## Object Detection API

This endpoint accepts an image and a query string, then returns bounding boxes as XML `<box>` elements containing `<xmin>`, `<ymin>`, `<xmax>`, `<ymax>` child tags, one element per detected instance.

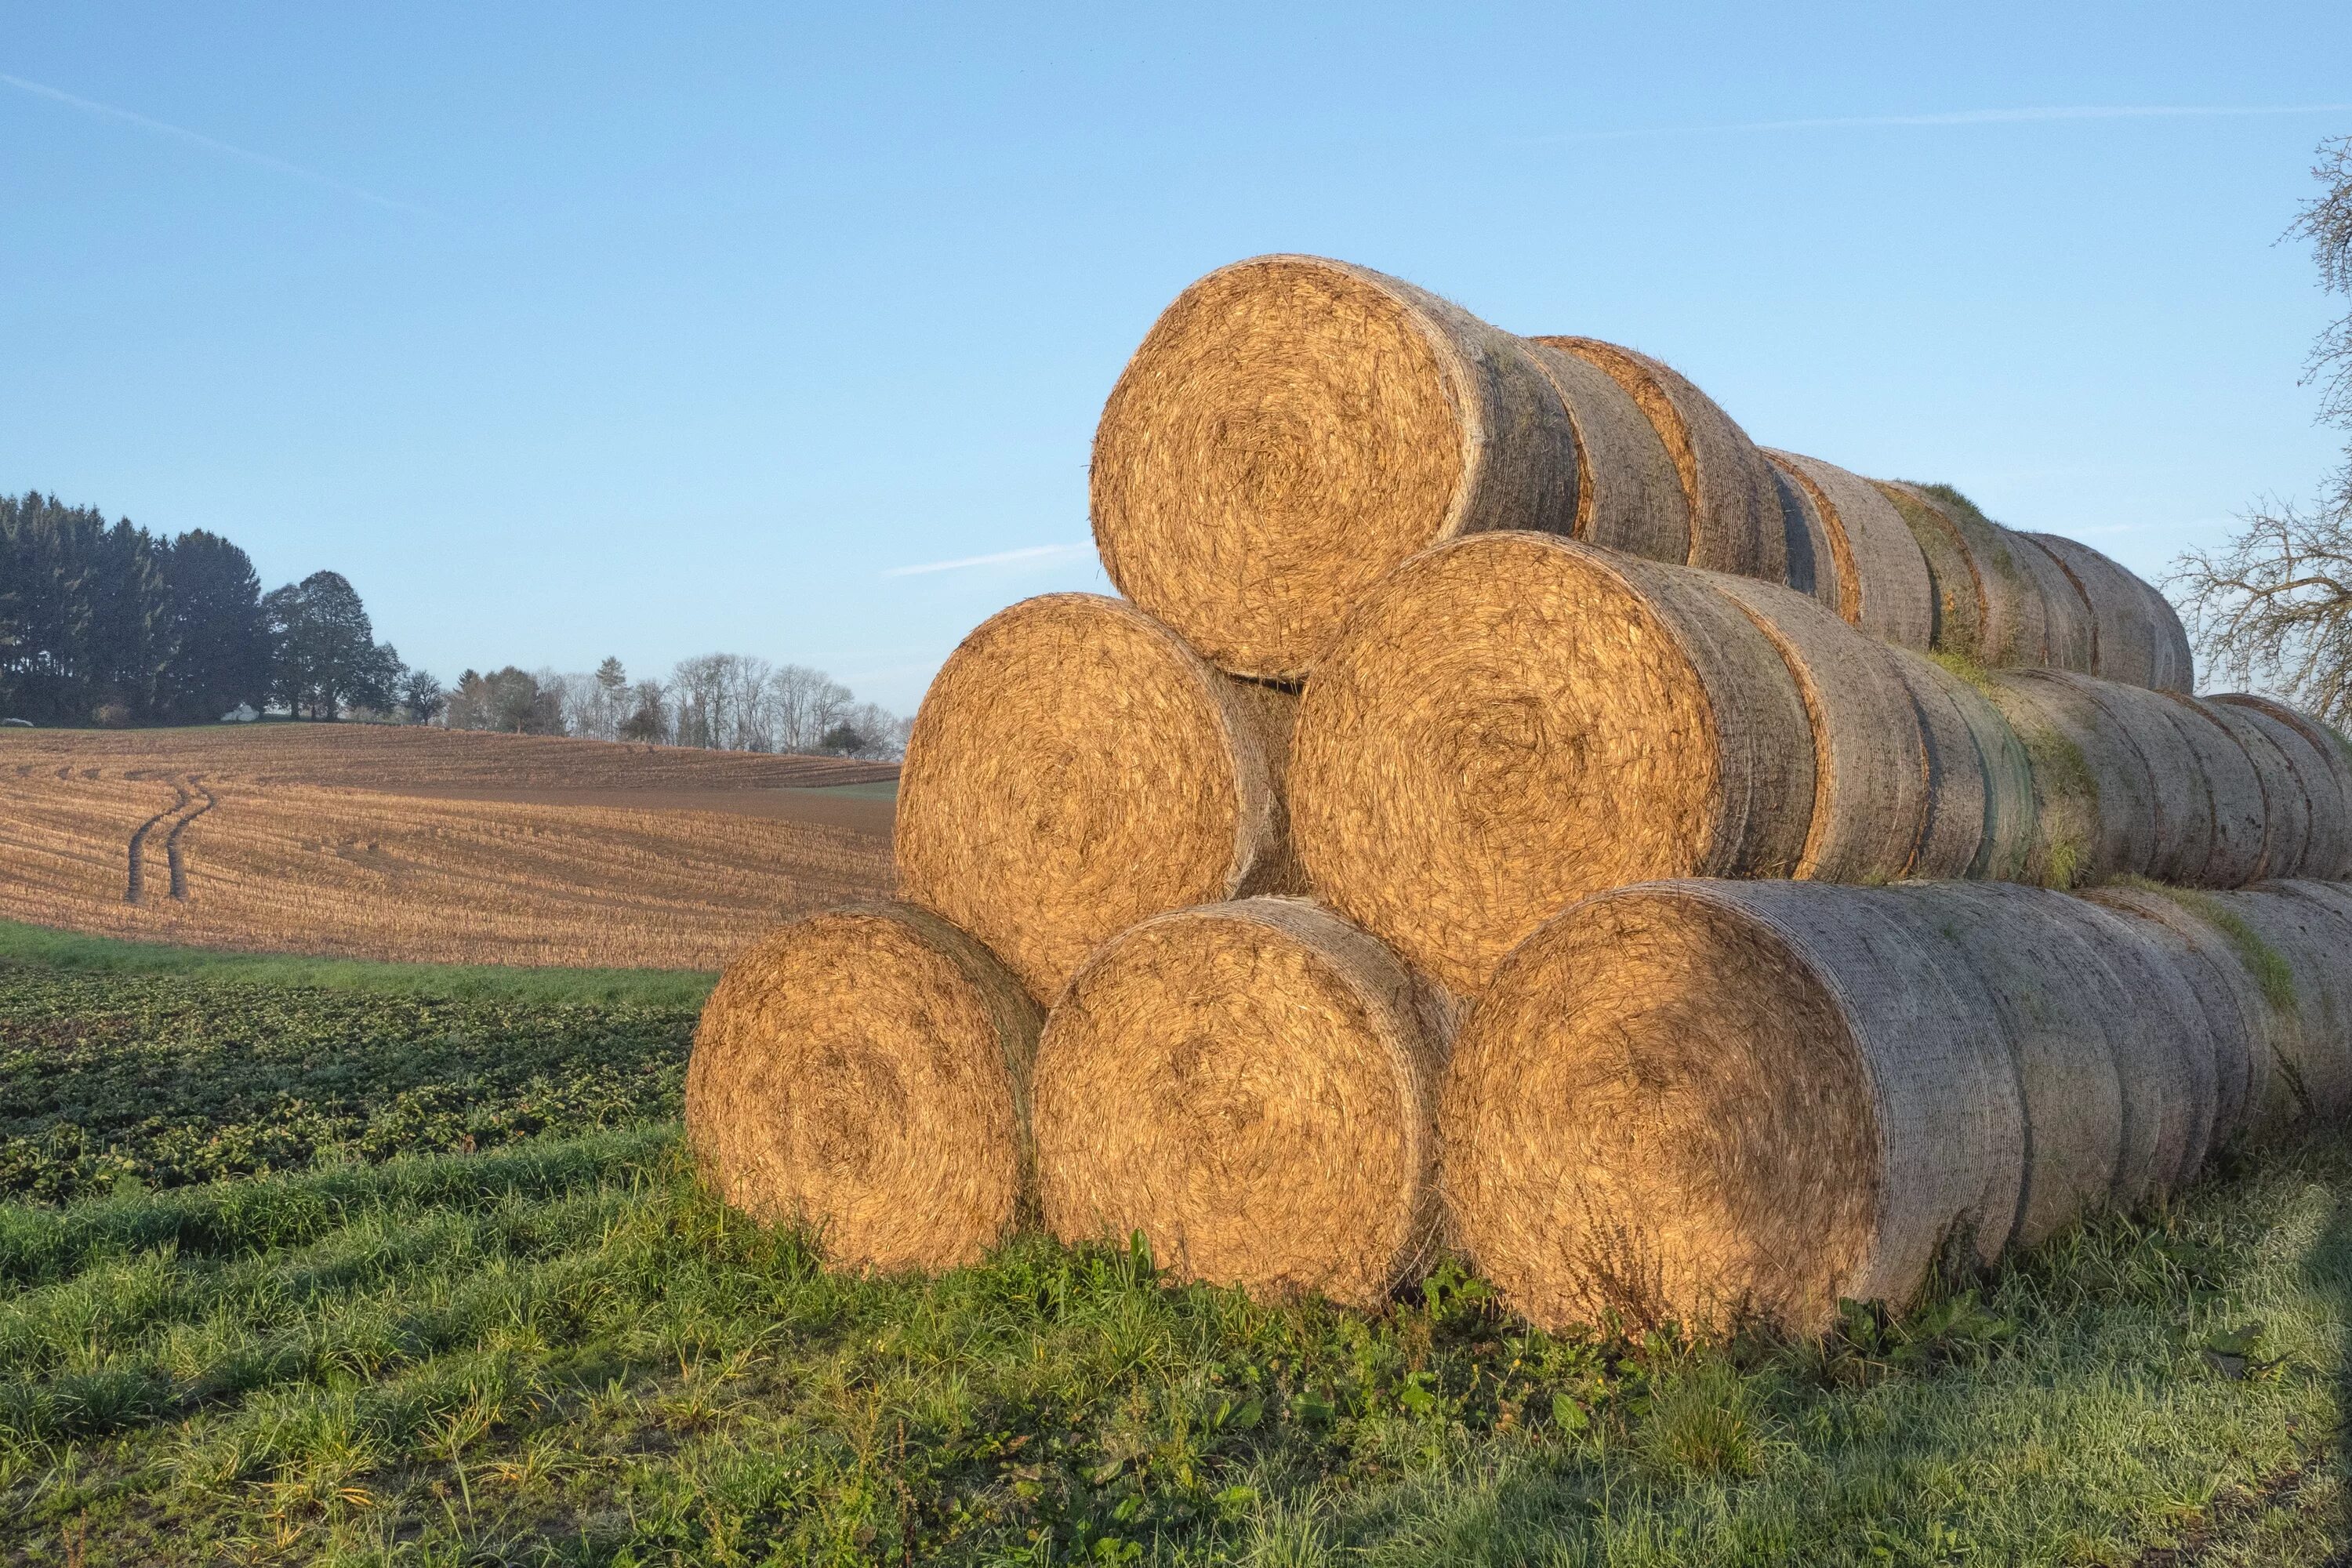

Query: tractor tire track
<box><xmin>165</xmin><ymin>779</ymin><xmax>217</xmax><ymax>899</ymax></box>
<box><xmin>125</xmin><ymin>779</ymin><xmax>191</xmax><ymax>905</ymax></box>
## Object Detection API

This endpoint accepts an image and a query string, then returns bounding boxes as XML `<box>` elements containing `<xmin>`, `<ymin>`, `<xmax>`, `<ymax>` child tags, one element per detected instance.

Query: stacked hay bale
<box><xmin>684</xmin><ymin>252</ymin><xmax>2352</xmax><ymax>1337</ymax></box>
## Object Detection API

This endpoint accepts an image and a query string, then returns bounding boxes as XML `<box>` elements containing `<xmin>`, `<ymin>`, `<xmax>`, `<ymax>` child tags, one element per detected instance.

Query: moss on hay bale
<box><xmin>1984</xmin><ymin>670</ymin><xmax>2149</xmax><ymax>887</ymax></box>
<box><xmin>1089</xmin><ymin>255</ymin><xmax>1581</xmax><ymax>678</ymax></box>
<box><xmin>1893</xmin><ymin>483</ymin><xmax>2052</xmax><ymax>668</ymax></box>
<box><xmin>1288</xmin><ymin>533</ymin><xmax>1816</xmax><ymax>995</ymax></box>
<box><xmin>1886</xmin><ymin>652</ymin><xmax>1994</xmax><ymax>880</ymax></box>
<box><xmin>1441</xmin><ymin>880</ymin><xmax>2025</xmax><ymax>1337</ymax></box>
<box><xmin>1763</xmin><ymin>451</ymin><xmax>1935</xmax><ymax>649</ymax></box>
<box><xmin>895</xmin><ymin>593</ymin><xmax>1300</xmax><ymax>1003</ymax></box>
<box><xmin>1032</xmin><ymin>898</ymin><xmax>1448</xmax><ymax>1308</ymax></box>
<box><xmin>684</xmin><ymin>903</ymin><xmax>1042</xmax><ymax>1272</ymax></box>
<box><xmin>1537</xmin><ymin>337</ymin><xmax>1785</xmax><ymax>581</ymax></box>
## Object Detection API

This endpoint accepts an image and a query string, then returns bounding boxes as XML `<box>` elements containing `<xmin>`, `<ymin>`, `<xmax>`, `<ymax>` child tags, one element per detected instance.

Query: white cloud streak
<box><xmin>883</xmin><ymin>543</ymin><xmax>1093</xmax><ymax>578</ymax></box>
<box><xmin>0</xmin><ymin>71</ymin><xmax>428</xmax><ymax>214</ymax></box>
<box><xmin>1544</xmin><ymin>103</ymin><xmax>2352</xmax><ymax>145</ymax></box>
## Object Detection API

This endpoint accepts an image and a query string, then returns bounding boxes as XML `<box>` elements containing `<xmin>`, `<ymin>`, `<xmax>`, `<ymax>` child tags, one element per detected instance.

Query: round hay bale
<box><xmin>685</xmin><ymin>903</ymin><xmax>1044</xmax><ymax>1272</ymax></box>
<box><xmin>2085</xmin><ymin>884</ymin><xmax>2272</xmax><ymax>1151</ymax></box>
<box><xmin>2212</xmin><ymin>695</ymin><xmax>2352</xmax><ymax>879</ymax></box>
<box><xmin>2190</xmin><ymin>887</ymin><xmax>2352</xmax><ymax>1122</ymax></box>
<box><xmin>2044</xmin><ymin>896</ymin><xmax>2217</xmax><ymax>1199</ymax></box>
<box><xmin>1984</xmin><ymin>670</ymin><xmax>2158</xmax><ymax>887</ymax></box>
<box><xmin>1882</xmin><ymin>883</ymin><xmax>2122</xmax><ymax>1251</ymax></box>
<box><xmin>1886</xmin><ymin>485</ymin><xmax>2052</xmax><ymax>667</ymax></box>
<box><xmin>1876</xmin><ymin>481</ymin><xmax>1987</xmax><ymax>662</ymax></box>
<box><xmin>1769</xmin><ymin>456</ymin><xmax>1839</xmax><ymax>609</ymax></box>
<box><xmin>1442</xmin><ymin>880</ymin><xmax>2024</xmax><ymax>1336</ymax></box>
<box><xmin>2075</xmin><ymin>681</ymin><xmax>2213</xmax><ymax>887</ymax></box>
<box><xmin>2007</xmin><ymin>533</ymin><xmax>2097</xmax><ymax>673</ymax></box>
<box><xmin>1289</xmin><ymin>533</ymin><xmax>1815</xmax><ymax>995</ymax></box>
<box><xmin>1711</xmin><ymin>575</ymin><xmax>1931</xmax><ymax>883</ymax></box>
<box><xmin>1886</xmin><ymin>651</ymin><xmax>2040</xmax><ymax>881</ymax></box>
<box><xmin>2201</xmin><ymin>698</ymin><xmax>2312</xmax><ymax>881</ymax></box>
<box><xmin>2025</xmin><ymin>533</ymin><xmax>2190</xmax><ymax>692</ymax></box>
<box><xmin>895</xmin><ymin>593</ymin><xmax>1300</xmax><ymax>1003</ymax></box>
<box><xmin>1091</xmin><ymin>256</ymin><xmax>1580</xmax><ymax>678</ymax></box>
<box><xmin>1537</xmin><ymin>337</ymin><xmax>1785</xmax><ymax>581</ymax></box>
<box><xmin>1520</xmin><ymin>339</ymin><xmax>1692</xmax><ymax>565</ymax></box>
<box><xmin>2162</xmin><ymin>696</ymin><xmax>2273</xmax><ymax>887</ymax></box>
<box><xmin>1033</xmin><ymin>898</ymin><xmax>1447</xmax><ymax>1308</ymax></box>
<box><xmin>1764</xmin><ymin>451</ymin><xmax>1935</xmax><ymax>649</ymax></box>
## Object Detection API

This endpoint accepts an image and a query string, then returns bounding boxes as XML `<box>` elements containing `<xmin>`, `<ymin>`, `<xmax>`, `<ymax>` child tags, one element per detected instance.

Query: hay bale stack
<box><xmin>1288</xmin><ymin>532</ymin><xmax>1817</xmax><ymax>994</ymax></box>
<box><xmin>1033</xmin><ymin>898</ymin><xmax>1448</xmax><ymax>1308</ymax></box>
<box><xmin>1767</xmin><ymin>461</ymin><xmax>1841</xmax><ymax>610</ymax></box>
<box><xmin>1537</xmin><ymin>337</ymin><xmax>1786</xmax><ymax>581</ymax></box>
<box><xmin>1090</xmin><ymin>255</ymin><xmax>1580</xmax><ymax>678</ymax></box>
<box><xmin>2201</xmin><ymin>699</ymin><xmax>2314</xmax><ymax>880</ymax></box>
<box><xmin>2085</xmin><ymin>884</ymin><xmax>2276</xmax><ymax>1147</ymax></box>
<box><xmin>1710</xmin><ymin>576</ymin><xmax>1932</xmax><ymax>882</ymax></box>
<box><xmin>1763</xmin><ymin>451</ymin><xmax>1936</xmax><ymax>649</ymax></box>
<box><xmin>1441</xmin><ymin>880</ymin><xmax>2025</xmax><ymax>1336</ymax></box>
<box><xmin>895</xmin><ymin>593</ymin><xmax>1301</xmax><ymax>1003</ymax></box>
<box><xmin>2180</xmin><ymin>887</ymin><xmax>2352</xmax><ymax>1120</ymax></box>
<box><xmin>1883</xmin><ymin>484</ymin><xmax>2054</xmax><ymax>668</ymax></box>
<box><xmin>1885</xmin><ymin>652</ymin><xmax>2038</xmax><ymax>880</ymax></box>
<box><xmin>2080</xmin><ymin>680</ymin><xmax>2215</xmax><ymax>887</ymax></box>
<box><xmin>2212</xmin><ymin>695</ymin><xmax>2352</xmax><ymax>879</ymax></box>
<box><xmin>1982</xmin><ymin>670</ymin><xmax>2158</xmax><ymax>886</ymax></box>
<box><xmin>685</xmin><ymin>903</ymin><xmax>1043</xmax><ymax>1272</ymax></box>
<box><xmin>2026</xmin><ymin>532</ymin><xmax>2194</xmax><ymax>693</ymax></box>
<box><xmin>2160</xmin><ymin>695</ymin><xmax>2274</xmax><ymax>887</ymax></box>
<box><xmin>1519</xmin><ymin>339</ymin><xmax>1693</xmax><ymax>565</ymax></box>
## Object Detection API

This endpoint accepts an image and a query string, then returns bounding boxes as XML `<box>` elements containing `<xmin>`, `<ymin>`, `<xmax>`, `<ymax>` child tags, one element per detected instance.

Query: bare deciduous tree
<box><xmin>2175</xmin><ymin>136</ymin><xmax>2352</xmax><ymax>722</ymax></box>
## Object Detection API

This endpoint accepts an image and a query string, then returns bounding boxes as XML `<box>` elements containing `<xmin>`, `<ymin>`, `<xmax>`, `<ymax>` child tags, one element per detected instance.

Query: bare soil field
<box><xmin>0</xmin><ymin>724</ymin><xmax>897</xmax><ymax>968</ymax></box>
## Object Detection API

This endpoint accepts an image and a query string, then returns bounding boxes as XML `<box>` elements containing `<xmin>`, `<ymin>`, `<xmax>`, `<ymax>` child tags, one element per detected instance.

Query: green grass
<box><xmin>0</xmin><ymin>918</ymin><xmax>716</xmax><ymax>1007</ymax></box>
<box><xmin>2</xmin><ymin>953</ymin><xmax>2350</xmax><ymax>1562</ymax></box>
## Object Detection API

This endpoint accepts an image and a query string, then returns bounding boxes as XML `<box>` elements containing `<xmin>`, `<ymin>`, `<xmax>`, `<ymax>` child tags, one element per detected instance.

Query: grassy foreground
<box><xmin>0</xmin><ymin>954</ymin><xmax>2348</xmax><ymax>1562</ymax></box>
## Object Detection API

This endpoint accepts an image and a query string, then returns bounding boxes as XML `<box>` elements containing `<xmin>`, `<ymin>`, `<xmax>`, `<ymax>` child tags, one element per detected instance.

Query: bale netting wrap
<box><xmin>1876</xmin><ymin>884</ymin><xmax>2122</xmax><ymax>1250</ymax></box>
<box><xmin>2085</xmin><ymin>884</ymin><xmax>2274</xmax><ymax>1149</ymax></box>
<box><xmin>895</xmin><ymin>593</ymin><xmax>1300</xmax><ymax>1003</ymax></box>
<box><xmin>1441</xmin><ymin>880</ymin><xmax>2024</xmax><ymax>1337</ymax></box>
<box><xmin>1768</xmin><ymin>461</ymin><xmax>1841</xmax><ymax>611</ymax></box>
<box><xmin>1876</xmin><ymin>481</ymin><xmax>1987</xmax><ymax>662</ymax></box>
<box><xmin>1885</xmin><ymin>651</ymin><xmax>2034</xmax><ymax>881</ymax></box>
<box><xmin>2025</xmin><ymin>532</ymin><xmax>2191</xmax><ymax>692</ymax></box>
<box><xmin>1033</xmin><ymin>898</ymin><xmax>1449</xmax><ymax>1308</ymax></box>
<box><xmin>2161</xmin><ymin>696</ymin><xmax>2274</xmax><ymax>887</ymax></box>
<box><xmin>1984</xmin><ymin>669</ymin><xmax>2157</xmax><ymax>887</ymax></box>
<box><xmin>1887</xmin><ymin>485</ymin><xmax>2057</xmax><ymax>668</ymax></box>
<box><xmin>1710</xmin><ymin>575</ymin><xmax>1930</xmax><ymax>883</ymax></box>
<box><xmin>1289</xmin><ymin>532</ymin><xmax>1815</xmax><ymax>996</ymax></box>
<box><xmin>1091</xmin><ymin>255</ymin><xmax>1580</xmax><ymax>678</ymax></box>
<box><xmin>2201</xmin><ymin>698</ymin><xmax>2314</xmax><ymax>880</ymax></box>
<box><xmin>2075</xmin><ymin>681</ymin><xmax>2213</xmax><ymax>887</ymax></box>
<box><xmin>2212</xmin><ymin>695</ymin><xmax>2352</xmax><ymax>880</ymax></box>
<box><xmin>684</xmin><ymin>904</ymin><xmax>1044</xmax><ymax>1272</ymax></box>
<box><xmin>1520</xmin><ymin>339</ymin><xmax>1691</xmax><ymax>565</ymax></box>
<box><xmin>1763</xmin><ymin>450</ymin><xmax>1934</xmax><ymax>649</ymax></box>
<box><xmin>1537</xmin><ymin>336</ymin><xmax>1785</xmax><ymax>582</ymax></box>
<box><xmin>2182</xmin><ymin>887</ymin><xmax>2352</xmax><ymax>1122</ymax></box>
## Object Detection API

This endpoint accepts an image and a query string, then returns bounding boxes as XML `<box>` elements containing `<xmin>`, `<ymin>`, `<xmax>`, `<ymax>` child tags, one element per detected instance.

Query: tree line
<box><xmin>0</xmin><ymin>492</ymin><xmax>412</xmax><ymax>727</ymax></box>
<box><xmin>439</xmin><ymin>655</ymin><xmax>909</xmax><ymax>759</ymax></box>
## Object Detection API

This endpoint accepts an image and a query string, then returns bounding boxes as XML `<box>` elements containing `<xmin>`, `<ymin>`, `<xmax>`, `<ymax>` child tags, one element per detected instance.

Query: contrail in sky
<box><xmin>1544</xmin><ymin>103</ymin><xmax>2352</xmax><ymax>143</ymax></box>
<box><xmin>1</xmin><ymin>71</ymin><xmax>427</xmax><ymax>214</ymax></box>
<box><xmin>884</xmin><ymin>543</ymin><xmax>1093</xmax><ymax>578</ymax></box>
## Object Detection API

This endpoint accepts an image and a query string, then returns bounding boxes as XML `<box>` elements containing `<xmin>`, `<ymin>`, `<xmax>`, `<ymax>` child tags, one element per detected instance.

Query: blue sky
<box><xmin>5</xmin><ymin>4</ymin><xmax>2349</xmax><ymax>713</ymax></box>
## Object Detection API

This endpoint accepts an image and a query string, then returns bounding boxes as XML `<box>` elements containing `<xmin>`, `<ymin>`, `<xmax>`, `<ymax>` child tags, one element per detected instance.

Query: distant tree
<box><xmin>155</xmin><ymin>530</ymin><xmax>271</xmax><ymax>722</ymax></box>
<box><xmin>400</xmin><ymin>667</ymin><xmax>447</xmax><ymax>724</ymax></box>
<box><xmin>445</xmin><ymin>666</ymin><xmax>564</xmax><ymax>734</ymax></box>
<box><xmin>2176</xmin><ymin>135</ymin><xmax>2352</xmax><ymax>720</ymax></box>
<box><xmin>263</xmin><ymin>571</ymin><xmax>402</xmax><ymax>719</ymax></box>
<box><xmin>818</xmin><ymin>720</ymin><xmax>866</xmax><ymax>755</ymax></box>
<box><xmin>619</xmin><ymin>680</ymin><xmax>667</xmax><ymax>742</ymax></box>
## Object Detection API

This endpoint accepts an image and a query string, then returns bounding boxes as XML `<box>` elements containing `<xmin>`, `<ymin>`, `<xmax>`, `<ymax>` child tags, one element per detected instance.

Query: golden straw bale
<box><xmin>2212</xmin><ymin>695</ymin><xmax>2352</xmax><ymax>879</ymax></box>
<box><xmin>2025</xmin><ymin>532</ymin><xmax>2194</xmax><ymax>693</ymax></box>
<box><xmin>1442</xmin><ymin>880</ymin><xmax>2025</xmax><ymax>1337</ymax></box>
<box><xmin>1710</xmin><ymin>576</ymin><xmax>1932</xmax><ymax>883</ymax></box>
<box><xmin>1763</xmin><ymin>451</ymin><xmax>1935</xmax><ymax>648</ymax></box>
<box><xmin>685</xmin><ymin>903</ymin><xmax>1042</xmax><ymax>1272</ymax></box>
<box><xmin>1519</xmin><ymin>339</ymin><xmax>1692</xmax><ymax>564</ymax></box>
<box><xmin>1091</xmin><ymin>256</ymin><xmax>1580</xmax><ymax>678</ymax></box>
<box><xmin>1766</xmin><ymin>461</ymin><xmax>1842</xmax><ymax>612</ymax></box>
<box><xmin>1289</xmin><ymin>533</ymin><xmax>1814</xmax><ymax>995</ymax></box>
<box><xmin>1537</xmin><ymin>337</ymin><xmax>1785</xmax><ymax>581</ymax></box>
<box><xmin>895</xmin><ymin>593</ymin><xmax>1299</xmax><ymax>1003</ymax></box>
<box><xmin>1984</xmin><ymin>670</ymin><xmax>2158</xmax><ymax>886</ymax></box>
<box><xmin>1033</xmin><ymin>898</ymin><xmax>1449</xmax><ymax>1308</ymax></box>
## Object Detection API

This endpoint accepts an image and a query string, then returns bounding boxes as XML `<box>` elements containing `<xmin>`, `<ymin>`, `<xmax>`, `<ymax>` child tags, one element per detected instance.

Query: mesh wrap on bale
<box><xmin>1537</xmin><ymin>337</ymin><xmax>1785</xmax><ymax>581</ymax></box>
<box><xmin>1885</xmin><ymin>485</ymin><xmax>2053</xmax><ymax>668</ymax></box>
<box><xmin>2026</xmin><ymin>532</ymin><xmax>2194</xmax><ymax>693</ymax></box>
<box><xmin>1289</xmin><ymin>532</ymin><xmax>1815</xmax><ymax>995</ymax></box>
<box><xmin>1441</xmin><ymin>880</ymin><xmax>2025</xmax><ymax>1337</ymax></box>
<box><xmin>1984</xmin><ymin>670</ymin><xmax>2158</xmax><ymax>886</ymax></box>
<box><xmin>1768</xmin><ymin>462</ymin><xmax>1841</xmax><ymax>611</ymax></box>
<box><xmin>1886</xmin><ymin>650</ymin><xmax>2036</xmax><ymax>881</ymax></box>
<box><xmin>684</xmin><ymin>903</ymin><xmax>1043</xmax><ymax>1272</ymax></box>
<box><xmin>1033</xmin><ymin>898</ymin><xmax>1449</xmax><ymax>1308</ymax></box>
<box><xmin>1762</xmin><ymin>451</ymin><xmax>1935</xmax><ymax>649</ymax></box>
<box><xmin>2085</xmin><ymin>884</ymin><xmax>2275</xmax><ymax>1149</ymax></box>
<box><xmin>1089</xmin><ymin>255</ymin><xmax>1580</xmax><ymax>678</ymax></box>
<box><xmin>895</xmin><ymin>593</ymin><xmax>1301</xmax><ymax>1003</ymax></box>
<box><xmin>1519</xmin><ymin>339</ymin><xmax>1692</xmax><ymax>565</ymax></box>
<box><xmin>2158</xmin><ymin>695</ymin><xmax>2274</xmax><ymax>887</ymax></box>
<box><xmin>2212</xmin><ymin>695</ymin><xmax>2352</xmax><ymax>880</ymax></box>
